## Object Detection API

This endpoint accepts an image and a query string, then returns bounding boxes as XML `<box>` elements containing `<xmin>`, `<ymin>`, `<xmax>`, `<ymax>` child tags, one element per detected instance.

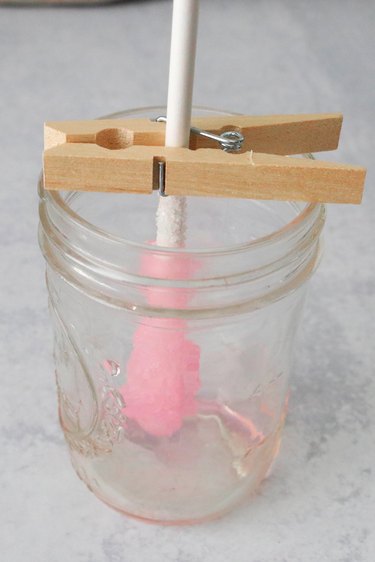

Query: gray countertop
<box><xmin>1</xmin><ymin>1</ymin><xmax>374</xmax><ymax>560</ymax></box>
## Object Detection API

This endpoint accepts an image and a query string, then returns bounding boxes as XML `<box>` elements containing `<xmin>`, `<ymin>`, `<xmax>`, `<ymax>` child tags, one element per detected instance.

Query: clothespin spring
<box><xmin>155</xmin><ymin>116</ymin><xmax>245</xmax><ymax>196</ymax></box>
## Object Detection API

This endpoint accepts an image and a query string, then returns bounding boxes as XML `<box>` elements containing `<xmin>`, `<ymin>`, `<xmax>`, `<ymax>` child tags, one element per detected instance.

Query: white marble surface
<box><xmin>1</xmin><ymin>1</ymin><xmax>374</xmax><ymax>560</ymax></box>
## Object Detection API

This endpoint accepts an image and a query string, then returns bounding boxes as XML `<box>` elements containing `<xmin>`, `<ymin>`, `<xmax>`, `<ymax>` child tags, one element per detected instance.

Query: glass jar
<box><xmin>38</xmin><ymin>107</ymin><xmax>325</xmax><ymax>524</ymax></box>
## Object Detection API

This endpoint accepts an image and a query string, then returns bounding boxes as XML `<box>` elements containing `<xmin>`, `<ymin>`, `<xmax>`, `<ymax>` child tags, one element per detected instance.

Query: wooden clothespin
<box><xmin>43</xmin><ymin>113</ymin><xmax>366</xmax><ymax>204</ymax></box>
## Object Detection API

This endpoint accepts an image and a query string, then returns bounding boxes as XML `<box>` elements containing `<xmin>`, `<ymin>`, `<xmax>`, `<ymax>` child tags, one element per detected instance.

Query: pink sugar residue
<box><xmin>120</xmin><ymin>248</ymin><xmax>201</xmax><ymax>437</ymax></box>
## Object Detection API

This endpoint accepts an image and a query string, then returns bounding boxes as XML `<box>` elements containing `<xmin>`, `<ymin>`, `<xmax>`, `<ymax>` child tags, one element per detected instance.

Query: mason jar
<box><xmin>38</xmin><ymin>107</ymin><xmax>325</xmax><ymax>524</ymax></box>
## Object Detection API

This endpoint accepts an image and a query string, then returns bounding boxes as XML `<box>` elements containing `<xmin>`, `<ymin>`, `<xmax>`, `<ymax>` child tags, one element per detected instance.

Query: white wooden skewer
<box><xmin>156</xmin><ymin>0</ymin><xmax>200</xmax><ymax>247</ymax></box>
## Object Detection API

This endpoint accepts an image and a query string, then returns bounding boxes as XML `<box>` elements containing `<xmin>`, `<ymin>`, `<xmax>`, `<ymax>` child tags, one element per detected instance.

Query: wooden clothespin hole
<box><xmin>95</xmin><ymin>128</ymin><xmax>134</xmax><ymax>150</ymax></box>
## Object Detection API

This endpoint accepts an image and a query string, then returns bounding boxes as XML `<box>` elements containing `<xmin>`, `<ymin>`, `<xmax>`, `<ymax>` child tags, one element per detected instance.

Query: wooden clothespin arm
<box><xmin>189</xmin><ymin>113</ymin><xmax>344</xmax><ymax>154</ymax></box>
<box><xmin>45</xmin><ymin>113</ymin><xmax>343</xmax><ymax>154</ymax></box>
<box><xmin>43</xmin><ymin>114</ymin><xmax>366</xmax><ymax>204</ymax></box>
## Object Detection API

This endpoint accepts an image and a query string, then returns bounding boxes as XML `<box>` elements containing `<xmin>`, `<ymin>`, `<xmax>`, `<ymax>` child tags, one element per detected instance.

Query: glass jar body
<box><xmin>39</xmin><ymin>107</ymin><xmax>325</xmax><ymax>524</ymax></box>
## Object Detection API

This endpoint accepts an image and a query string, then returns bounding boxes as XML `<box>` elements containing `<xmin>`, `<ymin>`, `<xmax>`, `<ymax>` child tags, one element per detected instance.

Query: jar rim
<box><xmin>41</xmin><ymin>180</ymin><xmax>322</xmax><ymax>255</ymax></box>
<box><xmin>40</xmin><ymin>105</ymin><xmax>324</xmax><ymax>257</ymax></box>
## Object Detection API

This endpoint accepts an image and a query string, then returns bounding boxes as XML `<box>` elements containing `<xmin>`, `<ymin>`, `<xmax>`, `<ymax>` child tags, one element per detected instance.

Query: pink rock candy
<box><xmin>120</xmin><ymin>249</ymin><xmax>201</xmax><ymax>437</ymax></box>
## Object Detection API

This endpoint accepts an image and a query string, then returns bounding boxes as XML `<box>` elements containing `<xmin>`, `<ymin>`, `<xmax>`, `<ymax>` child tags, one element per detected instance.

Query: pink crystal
<box><xmin>120</xmin><ymin>248</ymin><xmax>201</xmax><ymax>437</ymax></box>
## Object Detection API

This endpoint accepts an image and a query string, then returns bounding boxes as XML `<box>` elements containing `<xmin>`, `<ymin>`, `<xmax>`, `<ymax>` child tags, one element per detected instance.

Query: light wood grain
<box><xmin>165</xmin><ymin>149</ymin><xmax>365</xmax><ymax>203</ymax></box>
<box><xmin>43</xmin><ymin>143</ymin><xmax>366</xmax><ymax>204</ymax></box>
<box><xmin>44</xmin><ymin>119</ymin><xmax>166</xmax><ymax>150</ymax></box>
<box><xmin>45</xmin><ymin>113</ymin><xmax>343</xmax><ymax>155</ymax></box>
<box><xmin>44</xmin><ymin>144</ymin><xmax>154</xmax><ymax>194</ymax></box>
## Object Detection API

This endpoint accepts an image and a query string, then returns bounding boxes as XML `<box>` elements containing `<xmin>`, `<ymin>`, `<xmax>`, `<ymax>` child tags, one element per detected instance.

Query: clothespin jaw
<box><xmin>43</xmin><ymin>114</ymin><xmax>366</xmax><ymax>204</ymax></box>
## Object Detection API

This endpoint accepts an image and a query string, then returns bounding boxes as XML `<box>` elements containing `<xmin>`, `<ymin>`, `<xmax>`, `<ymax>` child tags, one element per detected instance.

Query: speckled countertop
<box><xmin>1</xmin><ymin>1</ymin><xmax>374</xmax><ymax>560</ymax></box>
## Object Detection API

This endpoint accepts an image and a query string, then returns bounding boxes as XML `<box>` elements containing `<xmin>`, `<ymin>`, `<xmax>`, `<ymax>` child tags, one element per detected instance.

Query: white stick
<box><xmin>156</xmin><ymin>0</ymin><xmax>199</xmax><ymax>247</ymax></box>
<box><xmin>165</xmin><ymin>0</ymin><xmax>199</xmax><ymax>148</ymax></box>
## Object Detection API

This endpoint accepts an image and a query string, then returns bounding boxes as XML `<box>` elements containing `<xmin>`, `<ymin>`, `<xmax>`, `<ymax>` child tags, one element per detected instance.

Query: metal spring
<box><xmin>154</xmin><ymin>116</ymin><xmax>245</xmax><ymax>196</ymax></box>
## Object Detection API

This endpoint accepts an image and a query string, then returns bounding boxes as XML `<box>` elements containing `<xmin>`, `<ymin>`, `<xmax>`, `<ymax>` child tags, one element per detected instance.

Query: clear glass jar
<box><xmin>38</xmin><ymin>107</ymin><xmax>325</xmax><ymax>524</ymax></box>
